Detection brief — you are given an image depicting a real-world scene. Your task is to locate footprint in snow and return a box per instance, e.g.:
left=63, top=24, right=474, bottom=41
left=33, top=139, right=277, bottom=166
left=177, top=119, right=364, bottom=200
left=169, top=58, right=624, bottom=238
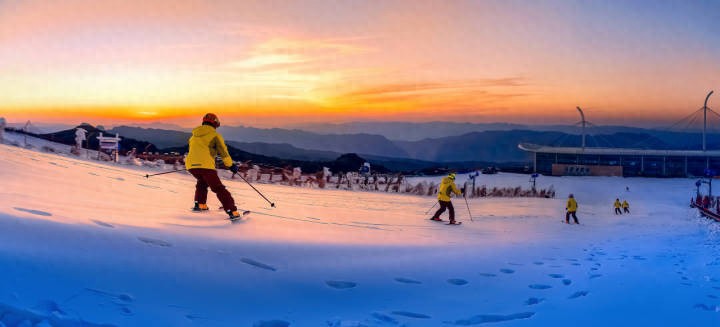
left=371, top=312, right=399, bottom=324
left=120, top=306, right=133, bottom=316
left=84, top=288, right=134, bottom=303
left=695, top=304, right=719, bottom=311
left=137, top=237, right=172, bottom=247
left=13, top=207, right=52, bottom=217
left=528, top=284, right=552, bottom=290
left=137, top=184, right=161, bottom=189
left=562, top=279, right=572, bottom=286
left=253, top=320, right=290, bottom=327
left=499, top=269, right=515, bottom=274
left=589, top=274, right=602, bottom=279
left=447, top=278, right=469, bottom=286
left=88, top=172, right=99, bottom=176
left=447, top=312, right=535, bottom=325
left=524, top=297, right=544, bottom=305
left=568, top=291, right=589, bottom=299
left=478, top=273, right=497, bottom=277
left=240, top=258, right=277, bottom=272
left=32, top=300, right=67, bottom=316
left=548, top=274, right=564, bottom=279
left=394, top=277, right=422, bottom=284
left=91, top=220, right=114, bottom=228
left=391, top=311, right=431, bottom=319
left=533, top=262, right=544, bottom=265
left=326, top=281, right=357, bottom=289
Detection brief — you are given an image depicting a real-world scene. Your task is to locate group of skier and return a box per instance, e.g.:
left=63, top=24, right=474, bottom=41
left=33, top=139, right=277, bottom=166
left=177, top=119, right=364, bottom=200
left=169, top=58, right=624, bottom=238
left=565, top=195, right=631, bottom=224
left=184, top=113, right=637, bottom=226
left=614, top=198, right=630, bottom=214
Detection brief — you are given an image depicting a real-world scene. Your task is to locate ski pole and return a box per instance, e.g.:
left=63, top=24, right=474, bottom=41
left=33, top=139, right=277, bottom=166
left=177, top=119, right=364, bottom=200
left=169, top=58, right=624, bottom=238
left=234, top=173, right=276, bottom=208
left=464, top=194, right=474, bottom=221
left=424, top=201, right=438, bottom=215
left=144, top=168, right=187, bottom=178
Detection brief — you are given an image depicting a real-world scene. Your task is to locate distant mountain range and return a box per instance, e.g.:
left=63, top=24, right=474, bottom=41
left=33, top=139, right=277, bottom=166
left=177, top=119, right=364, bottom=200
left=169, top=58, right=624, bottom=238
left=13, top=121, right=713, bottom=173
left=108, top=124, right=720, bottom=164
left=288, top=121, right=667, bottom=141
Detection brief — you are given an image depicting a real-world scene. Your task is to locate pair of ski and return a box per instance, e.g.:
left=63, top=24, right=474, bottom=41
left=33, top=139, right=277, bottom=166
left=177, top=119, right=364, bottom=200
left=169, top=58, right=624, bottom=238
left=430, top=218, right=462, bottom=225
left=191, top=206, right=251, bottom=222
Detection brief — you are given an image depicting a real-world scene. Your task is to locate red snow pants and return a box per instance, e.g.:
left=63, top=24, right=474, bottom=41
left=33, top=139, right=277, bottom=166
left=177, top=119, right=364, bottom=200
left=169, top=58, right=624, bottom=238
left=189, top=168, right=237, bottom=212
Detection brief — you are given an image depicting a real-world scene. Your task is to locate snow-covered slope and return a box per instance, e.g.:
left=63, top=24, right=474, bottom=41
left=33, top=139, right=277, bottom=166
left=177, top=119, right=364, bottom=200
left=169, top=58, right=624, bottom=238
left=0, top=135, right=718, bottom=326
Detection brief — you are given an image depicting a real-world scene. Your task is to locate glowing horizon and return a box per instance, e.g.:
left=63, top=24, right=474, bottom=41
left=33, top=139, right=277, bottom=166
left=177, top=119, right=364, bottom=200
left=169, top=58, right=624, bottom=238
left=1, top=0, right=719, bottom=128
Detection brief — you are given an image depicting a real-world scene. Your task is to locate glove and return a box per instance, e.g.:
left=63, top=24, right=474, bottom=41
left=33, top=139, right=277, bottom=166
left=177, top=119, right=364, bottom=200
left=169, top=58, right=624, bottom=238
left=229, top=163, right=239, bottom=174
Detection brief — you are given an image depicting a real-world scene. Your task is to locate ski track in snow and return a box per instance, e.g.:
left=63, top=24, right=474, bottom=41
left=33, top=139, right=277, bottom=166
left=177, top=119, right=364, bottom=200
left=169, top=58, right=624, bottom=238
left=13, top=207, right=52, bottom=216
left=325, top=280, right=358, bottom=289
left=90, top=219, right=115, bottom=228
left=447, top=278, right=469, bottom=286
left=390, top=311, right=431, bottom=319
left=252, top=319, right=291, bottom=327
left=448, top=312, right=536, bottom=325
left=394, top=277, right=422, bottom=284
left=240, top=258, right=277, bottom=272
left=137, top=236, right=172, bottom=247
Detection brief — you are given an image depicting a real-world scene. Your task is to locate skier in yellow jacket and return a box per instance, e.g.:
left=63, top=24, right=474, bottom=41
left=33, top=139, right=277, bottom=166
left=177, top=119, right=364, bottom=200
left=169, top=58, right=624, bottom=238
left=613, top=198, right=622, bottom=215
left=185, top=113, right=241, bottom=219
left=566, top=194, right=579, bottom=224
left=622, top=200, right=630, bottom=214
left=430, top=172, right=463, bottom=225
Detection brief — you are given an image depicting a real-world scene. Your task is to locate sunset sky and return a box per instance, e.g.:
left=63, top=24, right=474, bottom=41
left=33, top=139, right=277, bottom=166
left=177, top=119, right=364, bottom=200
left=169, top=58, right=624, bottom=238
left=1, top=0, right=719, bottom=127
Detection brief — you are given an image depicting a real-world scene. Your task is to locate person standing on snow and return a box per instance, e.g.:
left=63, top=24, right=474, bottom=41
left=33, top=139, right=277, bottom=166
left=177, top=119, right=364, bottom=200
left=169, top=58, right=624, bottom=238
left=185, top=113, right=241, bottom=219
left=430, top=172, right=463, bottom=225
left=614, top=198, right=622, bottom=215
left=566, top=194, right=579, bottom=224
left=622, top=200, right=630, bottom=214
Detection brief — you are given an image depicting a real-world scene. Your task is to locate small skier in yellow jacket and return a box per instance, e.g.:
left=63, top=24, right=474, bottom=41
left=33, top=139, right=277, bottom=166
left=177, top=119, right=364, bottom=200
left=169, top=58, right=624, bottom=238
left=430, top=172, right=463, bottom=225
left=185, top=113, right=242, bottom=219
left=622, top=200, right=630, bottom=214
left=566, top=194, right=579, bottom=224
left=614, top=198, right=622, bottom=215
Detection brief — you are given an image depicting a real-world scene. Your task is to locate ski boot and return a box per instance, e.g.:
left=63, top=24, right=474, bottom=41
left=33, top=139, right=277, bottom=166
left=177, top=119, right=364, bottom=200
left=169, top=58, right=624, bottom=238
left=227, top=210, right=242, bottom=220
left=192, top=202, right=210, bottom=212
left=430, top=217, right=443, bottom=222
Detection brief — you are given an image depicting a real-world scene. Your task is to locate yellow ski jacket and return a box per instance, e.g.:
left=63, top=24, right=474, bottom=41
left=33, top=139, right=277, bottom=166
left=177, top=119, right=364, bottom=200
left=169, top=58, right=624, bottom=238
left=622, top=200, right=629, bottom=208
left=566, top=198, right=578, bottom=212
left=437, top=176, right=462, bottom=201
left=185, top=125, right=233, bottom=170
left=614, top=200, right=622, bottom=208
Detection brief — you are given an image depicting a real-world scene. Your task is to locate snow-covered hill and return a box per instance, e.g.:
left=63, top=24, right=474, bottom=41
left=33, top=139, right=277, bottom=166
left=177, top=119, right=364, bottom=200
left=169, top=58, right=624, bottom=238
left=0, top=134, right=718, bottom=326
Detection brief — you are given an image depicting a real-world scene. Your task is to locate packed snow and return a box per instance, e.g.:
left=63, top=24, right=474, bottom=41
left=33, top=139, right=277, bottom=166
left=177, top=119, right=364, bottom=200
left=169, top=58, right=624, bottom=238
left=0, top=132, right=719, bottom=326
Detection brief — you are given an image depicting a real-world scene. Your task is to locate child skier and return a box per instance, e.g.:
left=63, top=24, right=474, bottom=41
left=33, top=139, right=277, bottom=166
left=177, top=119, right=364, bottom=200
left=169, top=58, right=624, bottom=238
left=185, top=113, right=241, bottom=219
left=622, top=200, right=630, bottom=214
left=614, top=198, right=622, bottom=215
left=430, top=172, right=463, bottom=225
left=566, top=194, right=579, bottom=224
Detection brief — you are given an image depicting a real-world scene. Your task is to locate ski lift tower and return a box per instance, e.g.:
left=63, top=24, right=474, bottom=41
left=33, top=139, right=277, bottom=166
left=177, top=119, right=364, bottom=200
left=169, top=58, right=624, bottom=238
left=97, top=132, right=122, bottom=162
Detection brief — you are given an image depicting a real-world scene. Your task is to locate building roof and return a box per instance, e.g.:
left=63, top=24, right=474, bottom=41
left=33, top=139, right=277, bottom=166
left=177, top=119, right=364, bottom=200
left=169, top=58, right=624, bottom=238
left=518, top=143, right=720, bottom=157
